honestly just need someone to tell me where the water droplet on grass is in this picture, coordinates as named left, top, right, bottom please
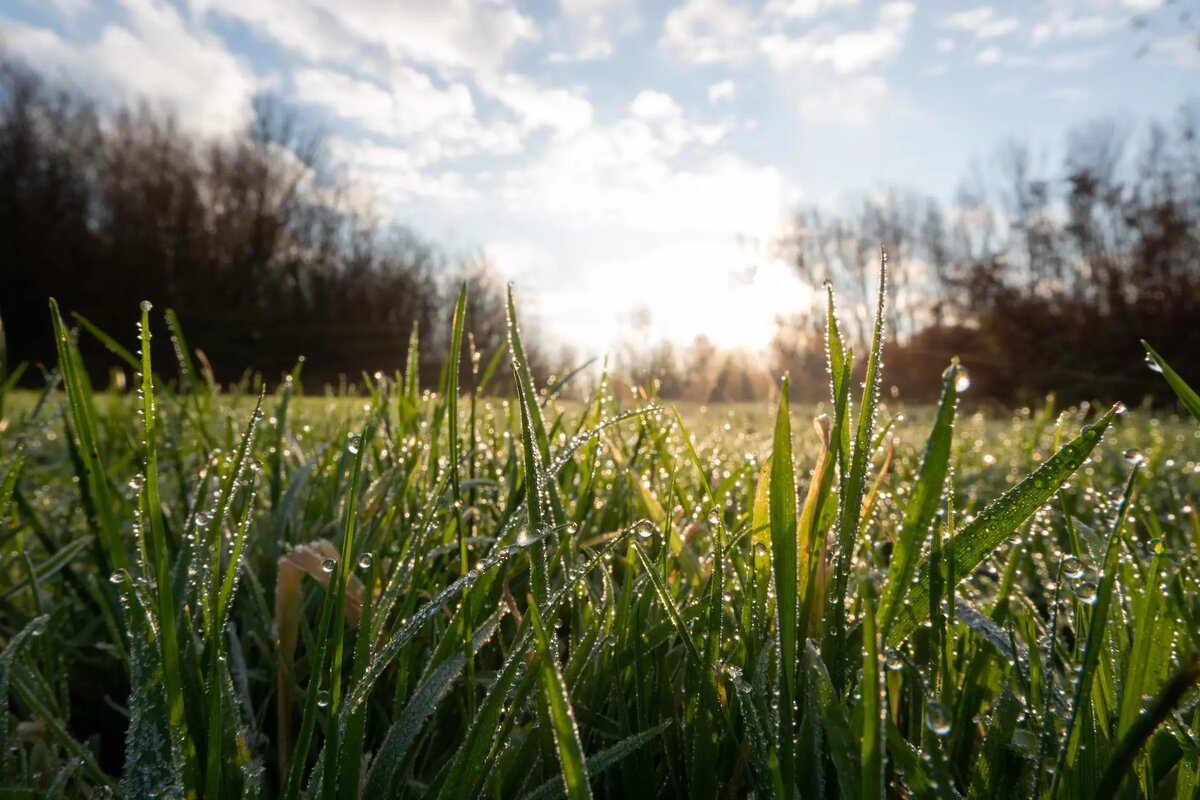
left=1073, top=580, right=1098, bottom=604
left=358, top=553, right=373, bottom=569
left=954, top=368, right=971, bottom=392
left=1145, top=353, right=1163, bottom=373
left=634, top=520, right=655, bottom=540
left=317, top=690, right=330, bottom=708
left=926, top=700, right=952, bottom=735
left=1123, top=448, right=1145, bottom=466
left=140, top=300, right=153, bottom=313
left=1061, top=555, right=1084, bottom=579
left=110, top=569, right=129, bottom=584
left=347, top=434, right=361, bottom=455
left=322, top=558, right=337, bottom=573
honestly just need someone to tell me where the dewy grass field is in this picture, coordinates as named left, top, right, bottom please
left=2, top=259, right=1200, bottom=799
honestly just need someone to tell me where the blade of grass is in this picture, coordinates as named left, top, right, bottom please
left=49, top=298, right=125, bottom=570
left=767, top=375, right=798, bottom=797
left=1142, top=340, right=1200, bottom=423
left=135, top=300, right=196, bottom=798
left=529, top=599, right=594, bottom=800
left=887, top=403, right=1121, bottom=647
left=879, top=359, right=961, bottom=634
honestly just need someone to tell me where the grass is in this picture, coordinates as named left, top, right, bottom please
left=2, top=263, right=1200, bottom=798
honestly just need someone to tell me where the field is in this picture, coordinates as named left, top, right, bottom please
left=2, top=276, right=1200, bottom=799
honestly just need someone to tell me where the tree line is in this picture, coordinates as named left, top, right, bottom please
left=2, top=56, right=1197, bottom=406
left=617, top=108, right=1200, bottom=407
left=0, top=60, right=552, bottom=393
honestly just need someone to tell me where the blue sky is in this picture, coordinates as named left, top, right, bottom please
left=2, top=0, right=1197, bottom=355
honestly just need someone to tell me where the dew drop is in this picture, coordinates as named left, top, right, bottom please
left=140, top=300, right=153, bottom=313
left=1145, top=353, right=1163, bottom=374
left=925, top=700, right=952, bottom=735
left=347, top=434, right=361, bottom=455
left=954, top=368, right=971, bottom=393
left=1061, top=555, right=1084, bottom=580
left=634, top=520, right=655, bottom=540
left=322, top=558, right=337, bottom=573
left=358, top=553, right=373, bottom=569
left=110, top=568, right=129, bottom=585
left=1122, top=448, right=1145, bottom=466
left=316, top=690, right=330, bottom=708
left=1073, top=580, right=1098, bottom=604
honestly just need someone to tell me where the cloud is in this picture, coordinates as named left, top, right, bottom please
left=327, top=137, right=481, bottom=206
left=659, top=0, right=758, bottom=65
left=293, top=67, right=525, bottom=163
left=941, top=7, right=1019, bottom=39
left=707, top=79, right=737, bottom=103
left=475, top=73, right=595, bottom=135
left=795, top=74, right=889, bottom=125
left=193, top=0, right=535, bottom=74
left=764, top=0, right=859, bottom=20
left=760, top=1, right=916, bottom=74
left=548, top=0, right=637, bottom=63
left=502, top=95, right=776, bottom=236
left=1030, top=12, right=1121, bottom=44
left=1, top=0, right=256, bottom=135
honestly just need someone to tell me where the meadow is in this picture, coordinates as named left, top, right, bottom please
left=1, top=263, right=1199, bottom=799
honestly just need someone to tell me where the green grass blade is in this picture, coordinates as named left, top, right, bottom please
left=1056, top=462, right=1139, bottom=791
left=1096, top=653, right=1200, bottom=800
left=361, top=609, right=505, bottom=797
left=879, top=359, right=961, bottom=634
left=831, top=250, right=887, bottom=678
left=768, top=376, right=798, bottom=796
left=887, top=403, right=1121, bottom=647
left=507, top=286, right=555, bottom=602
left=859, top=578, right=884, bottom=800
left=519, top=721, right=672, bottom=800
left=529, top=599, right=594, bottom=800
left=135, top=300, right=197, bottom=798
left=1142, top=339, right=1200, bottom=422
left=49, top=298, right=125, bottom=570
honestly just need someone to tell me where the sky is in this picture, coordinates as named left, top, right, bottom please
left=2, top=0, right=1197, bottom=357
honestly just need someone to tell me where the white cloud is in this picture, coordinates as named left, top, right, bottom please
left=293, top=67, right=523, bottom=162
left=629, top=89, right=683, bottom=120
left=977, top=46, right=1003, bottom=65
left=941, top=7, right=1019, bottom=39
left=1030, top=13, right=1121, bottom=44
left=764, top=0, right=859, bottom=19
left=502, top=110, right=775, bottom=236
left=660, top=0, right=758, bottom=64
left=193, top=0, right=535, bottom=74
left=327, top=137, right=480, bottom=206
left=708, top=79, right=737, bottom=103
left=760, top=1, right=916, bottom=74
left=1, top=0, right=256, bottom=135
left=476, top=73, right=595, bottom=135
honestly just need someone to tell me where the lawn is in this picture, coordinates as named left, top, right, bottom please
left=1, top=276, right=1199, bottom=798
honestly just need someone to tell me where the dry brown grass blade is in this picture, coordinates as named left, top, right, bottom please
left=274, top=540, right=365, bottom=775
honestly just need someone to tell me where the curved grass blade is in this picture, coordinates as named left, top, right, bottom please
left=361, top=609, right=505, bottom=797
left=49, top=298, right=125, bottom=570
left=887, top=403, right=1121, bottom=647
left=879, top=360, right=961, bottom=634
left=1096, top=653, right=1200, bottom=800
left=1054, top=461, right=1138, bottom=792
left=519, top=721, right=673, bottom=800
left=1142, top=339, right=1200, bottom=423
left=529, top=599, right=593, bottom=800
